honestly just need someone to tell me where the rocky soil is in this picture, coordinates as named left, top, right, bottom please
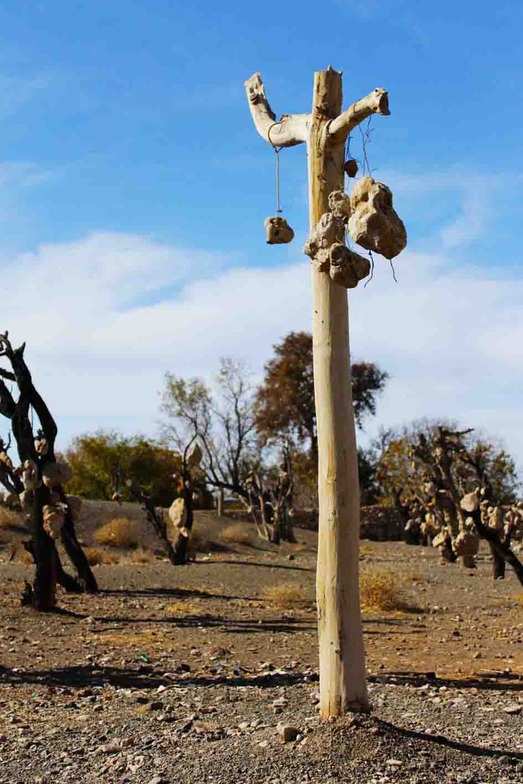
left=0, top=525, right=521, bottom=783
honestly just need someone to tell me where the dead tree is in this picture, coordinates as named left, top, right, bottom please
left=0, top=333, right=97, bottom=610
left=160, top=359, right=296, bottom=543
left=244, top=448, right=295, bottom=544
left=123, top=477, right=178, bottom=565
left=245, top=68, right=404, bottom=716
left=116, top=441, right=200, bottom=566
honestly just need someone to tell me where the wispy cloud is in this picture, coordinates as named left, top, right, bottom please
left=0, top=231, right=522, bottom=476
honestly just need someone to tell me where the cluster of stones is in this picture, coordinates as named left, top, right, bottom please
left=303, top=178, right=407, bottom=289
left=427, top=489, right=523, bottom=567
left=0, top=435, right=78, bottom=541
left=166, top=441, right=202, bottom=544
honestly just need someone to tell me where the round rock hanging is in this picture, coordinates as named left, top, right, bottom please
left=264, top=124, right=294, bottom=245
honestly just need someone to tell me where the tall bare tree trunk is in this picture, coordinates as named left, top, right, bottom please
left=309, top=69, right=369, bottom=715
left=31, top=487, right=57, bottom=611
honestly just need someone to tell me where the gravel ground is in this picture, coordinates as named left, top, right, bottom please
left=0, top=533, right=521, bottom=783
left=0, top=663, right=521, bottom=783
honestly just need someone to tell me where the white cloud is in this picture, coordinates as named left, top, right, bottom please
left=0, top=231, right=522, bottom=477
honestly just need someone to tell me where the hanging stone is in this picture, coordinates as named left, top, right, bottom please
left=329, top=243, right=370, bottom=289
left=328, top=190, right=351, bottom=220
left=348, top=176, right=407, bottom=259
left=343, top=158, right=359, bottom=178
left=264, top=216, right=294, bottom=244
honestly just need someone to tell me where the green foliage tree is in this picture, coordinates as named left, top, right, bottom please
left=65, top=431, right=183, bottom=508
left=254, top=331, right=388, bottom=460
left=374, top=420, right=519, bottom=513
left=254, top=331, right=388, bottom=506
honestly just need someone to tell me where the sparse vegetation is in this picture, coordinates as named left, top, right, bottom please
left=127, top=546, right=153, bottom=564
left=263, top=582, right=312, bottom=610
left=0, top=507, right=22, bottom=530
left=93, top=517, right=138, bottom=548
left=360, top=568, right=409, bottom=611
left=220, top=522, right=253, bottom=546
left=83, top=547, right=119, bottom=566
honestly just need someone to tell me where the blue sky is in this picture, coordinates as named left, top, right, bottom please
left=0, top=1, right=522, bottom=468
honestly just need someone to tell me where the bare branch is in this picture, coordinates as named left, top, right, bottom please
left=245, top=73, right=309, bottom=147
left=328, top=87, right=390, bottom=143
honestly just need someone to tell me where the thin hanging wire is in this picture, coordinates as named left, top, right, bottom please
left=359, top=117, right=374, bottom=176
left=389, top=258, right=398, bottom=283
left=364, top=251, right=375, bottom=288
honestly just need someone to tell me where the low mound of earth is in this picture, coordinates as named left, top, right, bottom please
left=0, top=519, right=521, bottom=782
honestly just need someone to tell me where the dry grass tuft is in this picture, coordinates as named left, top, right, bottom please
left=263, top=582, right=311, bottom=610
left=8, top=544, right=33, bottom=565
left=94, top=518, right=138, bottom=548
left=220, top=522, right=253, bottom=546
left=127, top=547, right=153, bottom=564
left=360, top=568, right=409, bottom=611
left=0, top=506, right=23, bottom=530
left=83, top=547, right=119, bottom=566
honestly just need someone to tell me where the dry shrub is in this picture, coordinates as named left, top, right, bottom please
left=0, top=506, right=22, bottom=530
left=83, top=547, right=119, bottom=566
left=9, top=544, right=33, bottom=565
left=360, top=568, right=407, bottom=611
left=94, top=518, right=138, bottom=548
left=220, top=522, right=253, bottom=546
left=128, top=547, right=153, bottom=564
left=263, top=582, right=312, bottom=610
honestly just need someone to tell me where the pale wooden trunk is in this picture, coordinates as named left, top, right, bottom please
left=308, top=70, right=369, bottom=715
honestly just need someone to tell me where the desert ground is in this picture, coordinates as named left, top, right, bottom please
left=0, top=507, right=522, bottom=783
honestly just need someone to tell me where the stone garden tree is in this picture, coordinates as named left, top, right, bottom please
left=0, top=333, right=97, bottom=610
left=245, top=68, right=406, bottom=716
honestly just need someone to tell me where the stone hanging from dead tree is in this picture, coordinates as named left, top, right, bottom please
left=167, top=497, right=187, bottom=543
left=42, top=461, right=73, bottom=488
left=348, top=176, right=407, bottom=259
left=264, top=216, right=294, bottom=244
left=19, top=489, right=34, bottom=512
left=329, top=243, right=371, bottom=288
left=43, top=504, right=66, bottom=539
left=454, top=530, right=479, bottom=557
left=460, top=491, right=480, bottom=514
left=21, top=460, right=40, bottom=491
left=343, top=158, right=359, bottom=178
left=328, top=190, right=351, bottom=220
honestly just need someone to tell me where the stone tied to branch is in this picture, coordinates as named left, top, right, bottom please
left=348, top=176, right=407, bottom=259
left=264, top=216, right=294, bottom=245
left=303, top=191, right=370, bottom=288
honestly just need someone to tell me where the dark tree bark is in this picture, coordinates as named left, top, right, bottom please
left=60, top=512, right=98, bottom=593
left=0, top=333, right=95, bottom=609
left=125, top=478, right=178, bottom=565
left=470, top=508, right=523, bottom=586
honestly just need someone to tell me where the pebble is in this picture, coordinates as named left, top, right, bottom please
left=503, top=704, right=521, bottom=715
left=277, top=724, right=299, bottom=742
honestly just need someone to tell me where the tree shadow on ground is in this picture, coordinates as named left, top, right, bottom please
left=52, top=607, right=316, bottom=634
left=375, top=716, right=523, bottom=761
left=369, top=670, right=523, bottom=692
left=205, top=559, right=314, bottom=573
left=100, top=586, right=252, bottom=601
left=0, top=664, right=310, bottom=691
